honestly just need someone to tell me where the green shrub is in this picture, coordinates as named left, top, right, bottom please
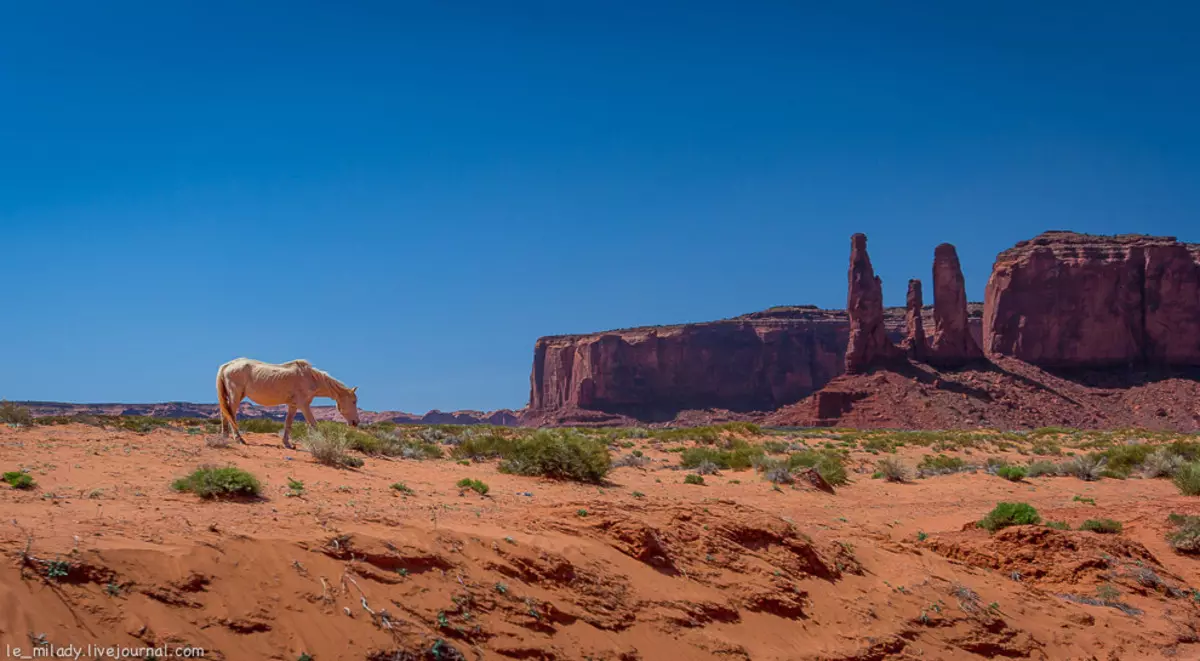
left=1174, top=462, right=1200, bottom=496
left=978, top=502, right=1041, bottom=532
left=451, top=429, right=518, bottom=459
left=116, top=416, right=172, bottom=433
left=456, top=478, right=489, bottom=496
left=1026, top=460, right=1058, bottom=477
left=762, top=440, right=790, bottom=454
left=1168, top=441, right=1200, bottom=462
left=171, top=466, right=261, bottom=499
left=1100, top=444, right=1155, bottom=478
left=391, top=482, right=414, bottom=495
left=495, top=429, right=610, bottom=483
left=786, top=450, right=848, bottom=486
left=1045, top=520, right=1071, bottom=530
left=1080, top=518, right=1122, bottom=534
left=3, top=471, right=34, bottom=489
left=996, top=465, right=1027, bottom=482
left=0, top=401, right=33, bottom=426
left=684, top=474, right=705, bottom=485
left=680, top=440, right=764, bottom=471
left=1060, top=454, right=1106, bottom=481
left=917, top=453, right=968, bottom=476
left=1167, top=514, right=1200, bottom=554
left=239, top=418, right=285, bottom=434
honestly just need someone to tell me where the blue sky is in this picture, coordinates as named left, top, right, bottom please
left=2, top=1, right=1198, bottom=412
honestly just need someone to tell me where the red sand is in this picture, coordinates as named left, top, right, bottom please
left=3, top=424, right=1200, bottom=660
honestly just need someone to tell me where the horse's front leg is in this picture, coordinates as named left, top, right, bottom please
left=300, top=401, right=320, bottom=437
left=282, top=404, right=298, bottom=449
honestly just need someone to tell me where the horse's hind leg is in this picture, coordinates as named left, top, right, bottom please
left=282, top=404, right=298, bottom=450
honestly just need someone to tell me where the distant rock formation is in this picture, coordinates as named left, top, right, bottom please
left=929, top=243, right=985, bottom=366
left=902, top=279, right=927, bottom=360
left=984, top=231, right=1200, bottom=366
left=16, top=401, right=521, bottom=426
left=845, top=233, right=902, bottom=374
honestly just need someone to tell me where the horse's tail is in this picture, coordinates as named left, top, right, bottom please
left=216, top=365, right=235, bottom=425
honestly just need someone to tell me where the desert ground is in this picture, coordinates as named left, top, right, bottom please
left=3, top=419, right=1200, bottom=660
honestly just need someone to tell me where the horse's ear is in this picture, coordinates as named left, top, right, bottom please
left=351, top=386, right=358, bottom=394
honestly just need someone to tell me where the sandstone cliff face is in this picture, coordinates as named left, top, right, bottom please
left=528, top=304, right=983, bottom=420
left=929, top=243, right=985, bottom=365
left=845, top=234, right=901, bottom=373
left=984, top=232, right=1200, bottom=367
left=530, top=309, right=849, bottom=419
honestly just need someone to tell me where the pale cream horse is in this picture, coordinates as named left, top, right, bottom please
left=216, top=358, right=359, bottom=449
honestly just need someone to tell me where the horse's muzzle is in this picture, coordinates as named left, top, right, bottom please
left=350, top=420, right=359, bottom=427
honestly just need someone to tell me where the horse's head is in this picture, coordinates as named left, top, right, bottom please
left=337, top=386, right=360, bottom=427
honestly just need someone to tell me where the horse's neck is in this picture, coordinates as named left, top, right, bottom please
left=311, top=371, right=344, bottom=399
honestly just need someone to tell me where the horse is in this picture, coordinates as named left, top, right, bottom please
left=215, top=358, right=359, bottom=449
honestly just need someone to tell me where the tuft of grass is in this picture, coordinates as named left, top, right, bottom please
left=995, top=465, right=1027, bottom=482
left=3, top=470, right=34, bottom=489
left=171, top=465, right=261, bottom=499
left=1079, top=518, right=1123, bottom=534
left=456, top=478, right=489, bottom=496
left=1045, top=520, right=1071, bottom=530
left=391, top=482, right=415, bottom=495
left=876, top=457, right=911, bottom=483
left=1073, top=494, right=1096, bottom=505
left=978, top=502, right=1041, bottom=533
left=1060, top=454, right=1106, bottom=481
left=0, top=401, right=33, bottom=426
left=680, top=440, right=764, bottom=472
left=631, top=490, right=645, bottom=498
left=1167, top=513, right=1200, bottom=554
left=300, top=425, right=364, bottom=468
left=1142, top=448, right=1184, bottom=478
left=917, top=453, right=968, bottom=476
left=684, top=474, right=706, bottom=486
left=1173, top=461, right=1200, bottom=496
left=286, top=477, right=305, bottom=497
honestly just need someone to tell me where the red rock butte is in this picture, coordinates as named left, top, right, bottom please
left=527, top=230, right=1200, bottom=429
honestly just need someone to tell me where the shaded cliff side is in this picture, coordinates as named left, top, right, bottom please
left=527, top=304, right=983, bottom=422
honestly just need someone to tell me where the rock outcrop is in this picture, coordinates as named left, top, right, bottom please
left=984, top=231, right=1200, bottom=367
left=845, top=234, right=901, bottom=373
left=929, top=243, right=985, bottom=366
left=901, top=279, right=926, bottom=360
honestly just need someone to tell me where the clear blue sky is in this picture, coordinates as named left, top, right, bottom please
left=2, top=2, right=1198, bottom=412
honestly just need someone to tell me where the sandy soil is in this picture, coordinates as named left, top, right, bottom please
left=2, top=424, right=1200, bottom=660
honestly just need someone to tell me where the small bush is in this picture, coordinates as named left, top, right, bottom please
left=876, top=457, right=911, bottom=483
left=680, top=441, right=764, bottom=471
left=1060, top=454, right=1106, bottom=481
left=786, top=450, right=848, bottom=486
left=456, top=478, right=489, bottom=496
left=684, top=474, right=705, bottom=485
left=1167, top=514, right=1200, bottom=554
left=391, top=482, right=414, bottom=495
left=1168, top=441, right=1200, bottom=462
left=762, top=440, right=791, bottom=454
left=171, top=466, right=261, bottom=499
left=1173, top=462, right=1200, bottom=496
left=1080, top=518, right=1122, bottom=534
left=498, top=430, right=611, bottom=483
left=996, top=465, right=1027, bottom=482
left=1100, top=444, right=1155, bottom=478
left=301, top=425, right=364, bottom=468
left=917, top=454, right=968, bottom=476
left=978, top=502, right=1041, bottom=532
left=1045, top=520, right=1071, bottom=530
left=695, top=460, right=721, bottom=476
left=239, top=418, right=284, bottom=434
left=1026, top=460, right=1058, bottom=477
left=763, top=462, right=794, bottom=485
left=3, top=471, right=34, bottom=489
left=0, top=401, right=33, bottom=426
left=1142, top=448, right=1184, bottom=478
